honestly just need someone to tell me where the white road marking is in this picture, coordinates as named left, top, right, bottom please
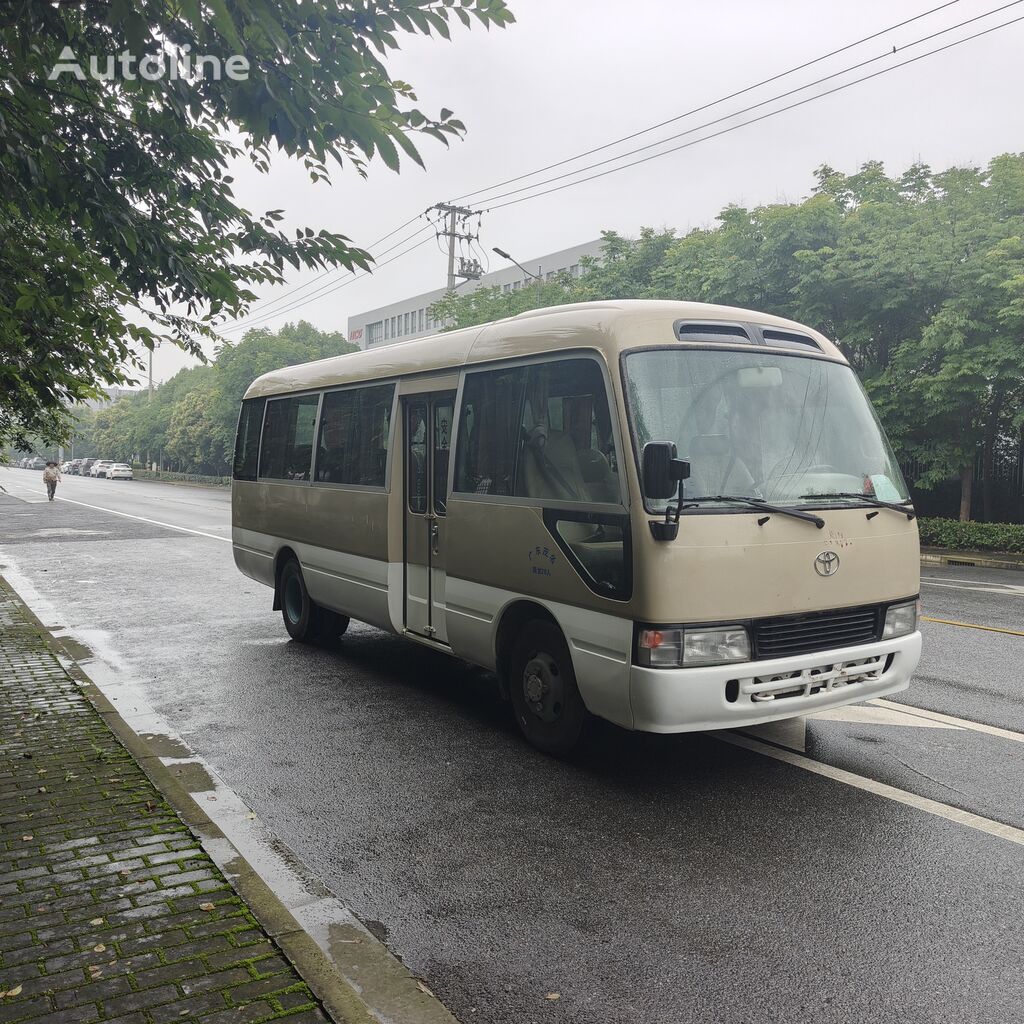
left=810, top=704, right=961, bottom=729
left=921, top=580, right=1024, bottom=596
left=870, top=699, right=1024, bottom=745
left=51, top=495, right=230, bottom=543
left=923, top=573, right=1024, bottom=587
left=743, top=702, right=961, bottom=754
left=716, top=729, right=1024, bottom=848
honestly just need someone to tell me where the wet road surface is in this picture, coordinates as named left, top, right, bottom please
left=1, top=467, right=1022, bottom=1024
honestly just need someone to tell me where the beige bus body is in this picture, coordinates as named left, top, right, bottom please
left=233, top=300, right=921, bottom=742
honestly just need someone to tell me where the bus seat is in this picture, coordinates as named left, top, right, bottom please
left=577, top=448, right=618, bottom=503
left=521, top=428, right=587, bottom=502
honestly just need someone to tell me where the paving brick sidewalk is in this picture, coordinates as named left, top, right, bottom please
left=0, top=581, right=330, bottom=1024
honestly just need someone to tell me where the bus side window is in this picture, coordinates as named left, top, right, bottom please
left=407, top=400, right=428, bottom=514
left=454, top=368, right=527, bottom=496
left=259, top=394, right=319, bottom=481
left=433, top=400, right=453, bottom=515
left=316, top=384, right=394, bottom=487
left=233, top=398, right=265, bottom=481
left=516, top=359, right=621, bottom=505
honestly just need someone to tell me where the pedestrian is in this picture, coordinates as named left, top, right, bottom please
left=42, top=460, right=61, bottom=502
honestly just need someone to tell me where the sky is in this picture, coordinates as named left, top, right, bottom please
left=146, top=0, right=1024, bottom=383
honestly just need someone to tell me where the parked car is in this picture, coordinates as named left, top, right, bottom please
left=27, top=457, right=45, bottom=470
left=91, top=460, right=114, bottom=478
left=78, top=459, right=96, bottom=476
left=107, top=463, right=133, bottom=481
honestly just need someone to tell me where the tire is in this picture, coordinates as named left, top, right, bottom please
left=508, top=620, right=589, bottom=757
left=279, top=558, right=351, bottom=644
left=315, top=608, right=351, bottom=643
left=279, top=558, right=318, bottom=643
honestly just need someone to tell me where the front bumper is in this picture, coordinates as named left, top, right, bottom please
left=629, top=631, right=921, bottom=733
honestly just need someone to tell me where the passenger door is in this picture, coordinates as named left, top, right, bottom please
left=403, top=392, right=456, bottom=641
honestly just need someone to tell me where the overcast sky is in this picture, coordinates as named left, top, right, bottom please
left=148, top=0, right=1024, bottom=382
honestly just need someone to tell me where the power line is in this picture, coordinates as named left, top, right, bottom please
left=218, top=230, right=435, bottom=335
left=219, top=1, right=1021, bottom=328
left=224, top=2, right=965, bottom=325
left=220, top=223, right=433, bottom=332
left=474, top=1, right=1023, bottom=210
left=450, top=0, right=963, bottom=205
left=481, top=8, right=1024, bottom=213
left=226, top=212, right=427, bottom=325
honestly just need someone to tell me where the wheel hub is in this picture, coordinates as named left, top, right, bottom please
left=284, top=575, right=303, bottom=623
left=522, top=653, right=563, bottom=723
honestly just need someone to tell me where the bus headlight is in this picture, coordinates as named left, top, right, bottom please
left=637, top=626, right=750, bottom=668
left=883, top=600, right=919, bottom=638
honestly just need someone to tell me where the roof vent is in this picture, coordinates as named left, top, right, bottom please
left=761, top=329, right=821, bottom=351
left=674, top=322, right=752, bottom=344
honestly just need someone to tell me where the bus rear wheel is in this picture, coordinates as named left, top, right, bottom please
left=279, top=558, right=350, bottom=644
left=280, top=558, right=315, bottom=642
left=508, top=620, right=588, bottom=757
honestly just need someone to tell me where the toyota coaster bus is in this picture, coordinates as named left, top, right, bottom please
left=232, top=300, right=921, bottom=754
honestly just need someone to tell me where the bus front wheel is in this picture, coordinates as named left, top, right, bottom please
left=509, top=620, right=588, bottom=756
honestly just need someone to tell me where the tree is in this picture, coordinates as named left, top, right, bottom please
left=0, top=0, right=514, bottom=449
left=431, top=154, right=1024, bottom=522
left=77, top=320, right=356, bottom=475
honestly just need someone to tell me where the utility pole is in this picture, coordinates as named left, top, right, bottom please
left=429, top=203, right=481, bottom=291
left=147, top=340, right=162, bottom=398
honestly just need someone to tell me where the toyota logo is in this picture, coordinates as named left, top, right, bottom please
left=814, top=550, right=840, bottom=577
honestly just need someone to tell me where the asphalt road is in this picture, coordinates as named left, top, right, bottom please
left=2, top=466, right=1022, bottom=1024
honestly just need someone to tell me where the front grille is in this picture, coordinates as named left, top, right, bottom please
left=752, top=605, right=882, bottom=659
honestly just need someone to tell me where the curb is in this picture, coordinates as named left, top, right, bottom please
left=920, top=549, right=1024, bottom=572
left=1, top=576, right=461, bottom=1024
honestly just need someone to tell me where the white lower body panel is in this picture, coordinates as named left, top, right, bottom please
left=232, top=527, right=392, bottom=631
left=630, top=632, right=921, bottom=733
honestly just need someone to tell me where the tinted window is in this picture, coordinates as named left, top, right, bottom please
left=516, top=359, right=620, bottom=503
left=454, top=360, right=620, bottom=504
left=454, top=367, right=528, bottom=496
left=407, top=398, right=428, bottom=514
left=433, top=398, right=454, bottom=514
left=233, top=398, right=265, bottom=481
left=315, top=384, right=394, bottom=487
left=259, top=394, right=320, bottom=481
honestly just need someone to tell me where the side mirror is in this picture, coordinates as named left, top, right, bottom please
left=642, top=441, right=690, bottom=500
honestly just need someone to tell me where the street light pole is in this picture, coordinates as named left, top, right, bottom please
left=493, top=247, right=542, bottom=284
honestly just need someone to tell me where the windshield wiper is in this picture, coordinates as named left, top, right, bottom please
left=682, top=495, right=824, bottom=529
left=799, top=492, right=915, bottom=520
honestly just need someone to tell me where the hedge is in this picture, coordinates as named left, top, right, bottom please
left=133, top=468, right=231, bottom=487
left=918, top=517, right=1024, bottom=554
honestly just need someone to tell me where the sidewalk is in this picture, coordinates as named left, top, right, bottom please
left=920, top=547, right=1024, bottom=571
left=0, top=581, right=330, bottom=1024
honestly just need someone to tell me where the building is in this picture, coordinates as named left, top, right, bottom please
left=347, top=239, right=604, bottom=350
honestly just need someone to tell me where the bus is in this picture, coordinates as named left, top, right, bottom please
left=232, top=300, right=921, bottom=755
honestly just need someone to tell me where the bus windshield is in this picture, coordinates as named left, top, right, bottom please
left=623, top=348, right=909, bottom=509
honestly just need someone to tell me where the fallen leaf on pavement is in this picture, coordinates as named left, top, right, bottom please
left=89, top=918, right=104, bottom=926
left=199, top=902, right=215, bottom=912
left=416, top=980, right=435, bottom=997
left=1, top=985, right=24, bottom=998
left=20, top=835, right=32, bottom=842
left=93, top=944, right=106, bottom=953
left=545, top=993, right=561, bottom=1001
